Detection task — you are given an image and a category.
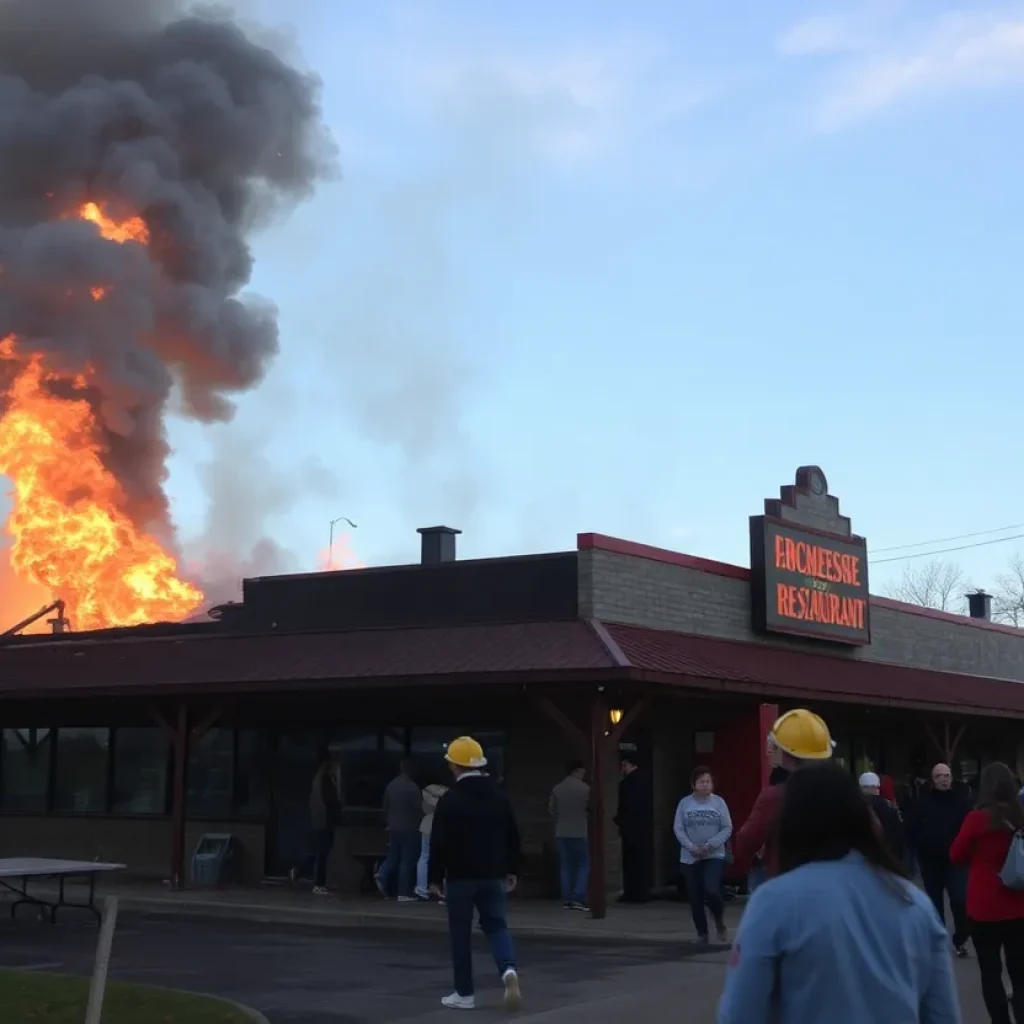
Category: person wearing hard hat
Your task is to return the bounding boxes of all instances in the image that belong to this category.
[428,736,523,1013]
[733,709,834,881]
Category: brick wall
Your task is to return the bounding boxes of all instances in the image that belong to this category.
[580,547,1024,681]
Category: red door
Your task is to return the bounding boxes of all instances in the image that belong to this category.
[699,704,778,881]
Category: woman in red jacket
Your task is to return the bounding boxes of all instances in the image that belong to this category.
[950,761,1024,1024]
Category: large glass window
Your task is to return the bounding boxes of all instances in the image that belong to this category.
[187,728,234,817]
[235,728,270,818]
[1,728,52,811]
[112,727,169,814]
[54,728,109,813]
[329,728,404,810]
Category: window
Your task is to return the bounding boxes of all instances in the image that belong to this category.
[112,727,169,814]
[54,728,109,813]
[1,728,52,811]
[329,728,404,810]
[187,728,234,817]
[235,729,270,817]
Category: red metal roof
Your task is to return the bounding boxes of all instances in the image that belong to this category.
[1,613,1018,715]
[604,622,1024,715]
[0,620,620,698]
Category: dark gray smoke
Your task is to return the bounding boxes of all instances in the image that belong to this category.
[0,0,334,530]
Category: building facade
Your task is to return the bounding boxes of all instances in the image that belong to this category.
[1,467,1022,913]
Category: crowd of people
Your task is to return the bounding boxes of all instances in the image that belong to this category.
[717,709,1024,1023]
[289,715,1024,1019]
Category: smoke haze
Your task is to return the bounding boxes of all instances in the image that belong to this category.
[0,0,335,535]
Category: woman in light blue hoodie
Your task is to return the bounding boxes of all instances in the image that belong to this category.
[718,763,960,1024]
[674,766,733,944]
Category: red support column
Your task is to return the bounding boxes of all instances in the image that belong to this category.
[170,703,188,891]
[588,694,608,920]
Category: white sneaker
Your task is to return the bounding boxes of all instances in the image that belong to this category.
[397,895,418,903]
[502,969,521,1012]
[441,993,475,1010]
[312,886,330,896]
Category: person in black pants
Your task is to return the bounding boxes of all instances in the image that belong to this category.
[615,754,653,903]
[909,762,971,956]
[290,751,343,894]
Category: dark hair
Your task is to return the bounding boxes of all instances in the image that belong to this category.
[565,759,585,776]
[776,763,909,888]
[977,762,1024,831]
[691,765,713,788]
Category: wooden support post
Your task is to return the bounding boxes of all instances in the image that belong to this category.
[588,693,608,920]
[190,702,229,745]
[530,694,588,758]
[170,703,188,891]
[948,724,966,762]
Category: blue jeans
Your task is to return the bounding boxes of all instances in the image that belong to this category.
[748,863,766,893]
[378,829,420,898]
[556,837,589,904]
[681,858,725,938]
[416,833,431,895]
[446,878,516,997]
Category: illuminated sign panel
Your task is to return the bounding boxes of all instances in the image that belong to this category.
[750,517,871,645]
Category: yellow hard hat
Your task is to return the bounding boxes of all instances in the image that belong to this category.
[769,709,835,761]
[445,736,487,769]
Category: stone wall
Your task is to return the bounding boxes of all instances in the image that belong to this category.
[579,546,1024,682]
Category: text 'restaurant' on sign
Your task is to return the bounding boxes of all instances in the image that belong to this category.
[750,518,870,645]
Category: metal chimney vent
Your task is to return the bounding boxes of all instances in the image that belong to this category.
[417,526,461,565]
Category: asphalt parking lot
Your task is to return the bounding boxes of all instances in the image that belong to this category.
[0,911,690,1022]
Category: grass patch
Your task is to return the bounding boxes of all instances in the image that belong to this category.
[0,968,253,1023]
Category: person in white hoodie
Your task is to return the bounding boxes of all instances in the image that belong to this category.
[415,777,449,900]
[673,765,733,944]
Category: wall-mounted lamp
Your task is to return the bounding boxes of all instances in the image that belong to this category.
[609,708,624,726]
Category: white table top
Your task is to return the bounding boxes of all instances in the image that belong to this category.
[0,858,126,879]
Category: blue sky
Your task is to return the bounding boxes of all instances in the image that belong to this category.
[8,0,1024,599]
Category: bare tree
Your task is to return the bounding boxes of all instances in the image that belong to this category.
[993,554,1024,627]
[884,560,968,613]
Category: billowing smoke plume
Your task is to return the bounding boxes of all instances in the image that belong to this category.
[0,0,334,533]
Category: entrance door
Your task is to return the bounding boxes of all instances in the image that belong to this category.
[265,731,325,878]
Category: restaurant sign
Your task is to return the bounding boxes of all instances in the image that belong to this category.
[750,467,871,645]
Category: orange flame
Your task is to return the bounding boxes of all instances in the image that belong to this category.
[78,201,150,246]
[0,202,202,631]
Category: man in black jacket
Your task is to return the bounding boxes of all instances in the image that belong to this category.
[429,736,522,1012]
[614,753,652,903]
[909,762,971,957]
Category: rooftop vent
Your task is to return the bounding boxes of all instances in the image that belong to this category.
[967,590,992,622]
[417,525,461,565]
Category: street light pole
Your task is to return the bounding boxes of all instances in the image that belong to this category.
[328,516,357,570]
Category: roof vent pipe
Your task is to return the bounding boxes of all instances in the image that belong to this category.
[417,526,461,565]
[967,590,993,622]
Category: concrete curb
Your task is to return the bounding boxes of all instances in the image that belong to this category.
[116,894,701,949]
[214,995,271,1024]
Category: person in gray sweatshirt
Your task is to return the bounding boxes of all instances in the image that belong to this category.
[673,765,732,943]
[549,760,591,910]
[375,758,424,902]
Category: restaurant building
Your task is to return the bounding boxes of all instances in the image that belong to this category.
[1,466,1023,916]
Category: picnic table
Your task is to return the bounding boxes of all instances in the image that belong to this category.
[0,858,125,925]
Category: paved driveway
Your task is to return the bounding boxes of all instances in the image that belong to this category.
[0,912,988,1022]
